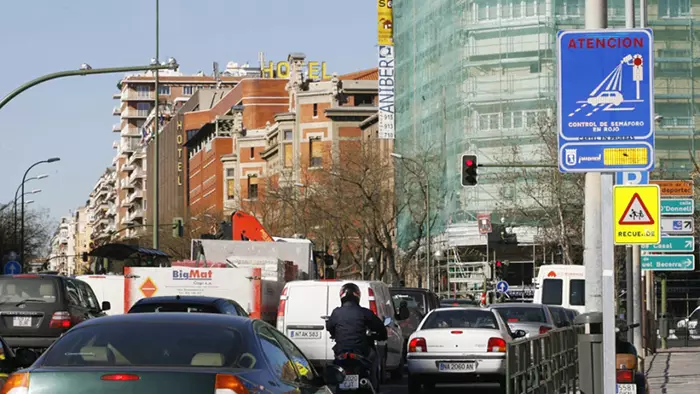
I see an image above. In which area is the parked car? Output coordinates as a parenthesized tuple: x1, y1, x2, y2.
(489, 303, 557, 337)
(406, 307, 525, 393)
(277, 280, 409, 384)
(390, 288, 440, 362)
(0, 313, 346, 393)
(128, 295, 249, 316)
(0, 274, 110, 351)
(547, 305, 574, 328)
(564, 308, 580, 322)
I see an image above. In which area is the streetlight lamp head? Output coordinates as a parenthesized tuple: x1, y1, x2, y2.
(36, 174, 48, 179)
(47, 157, 60, 163)
(167, 57, 178, 69)
(31, 189, 41, 194)
(25, 200, 34, 205)
(390, 153, 403, 159)
(150, 58, 158, 66)
(79, 63, 92, 71)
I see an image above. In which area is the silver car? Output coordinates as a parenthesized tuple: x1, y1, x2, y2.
(490, 303, 556, 337)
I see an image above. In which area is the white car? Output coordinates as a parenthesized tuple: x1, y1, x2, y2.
(406, 307, 525, 393)
(586, 90, 624, 106)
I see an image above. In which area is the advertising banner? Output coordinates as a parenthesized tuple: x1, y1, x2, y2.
(377, 0, 393, 46)
(378, 45, 395, 139)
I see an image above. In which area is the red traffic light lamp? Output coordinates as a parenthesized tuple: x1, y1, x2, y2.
(461, 154, 478, 186)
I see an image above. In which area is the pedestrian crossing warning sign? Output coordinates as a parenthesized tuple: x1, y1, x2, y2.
(613, 184, 661, 245)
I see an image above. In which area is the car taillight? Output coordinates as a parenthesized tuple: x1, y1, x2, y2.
(1, 372, 30, 394)
(367, 288, 378, 316)
(487, 337, 506, 352)
(408, 337, 427, 353)
(539, 326, 551, 335)
(616, 369, 634, 383)
(278, 287, 288, 318)
(101, 374, 140, 381)
(215, 374, 250, 394)
(49, 311, 71, 329)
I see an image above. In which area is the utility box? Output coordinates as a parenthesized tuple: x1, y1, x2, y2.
(658, 312, 673, 339)
(575, 312, 604, 394)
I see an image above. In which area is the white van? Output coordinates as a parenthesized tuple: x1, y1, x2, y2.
(533, 265, 585, 314)
(277, 280, 405, 379)
(75, 275, 124, 315)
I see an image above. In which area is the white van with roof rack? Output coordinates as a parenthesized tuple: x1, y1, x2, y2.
(532, 265, 585, 314)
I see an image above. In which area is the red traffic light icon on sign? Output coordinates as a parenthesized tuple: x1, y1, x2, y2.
(461, 154, 478, 186)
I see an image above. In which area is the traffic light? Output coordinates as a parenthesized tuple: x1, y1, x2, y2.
(172, 217, 184, 238)
(461, 154, 478, 186)
(494, 260, 503, 279)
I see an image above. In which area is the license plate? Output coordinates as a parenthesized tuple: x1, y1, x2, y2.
(12, 317, 31, 327)
(339, 374, 359, 389)
(438, 362, 476, 372)
(288, 330, 322, 339)
(617, 384, 636, 394)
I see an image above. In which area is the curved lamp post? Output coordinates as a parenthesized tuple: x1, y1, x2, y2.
(13, 175, 47, 248)
(20, 159, 60, 267)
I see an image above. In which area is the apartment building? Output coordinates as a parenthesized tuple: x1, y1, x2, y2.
(112, 63, 249, 237)
(73, 206, 92, 274)
(48, 216, 76, 274)
(88, 168, 117, 244)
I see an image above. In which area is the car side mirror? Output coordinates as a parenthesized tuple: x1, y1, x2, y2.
(513, 330, 527, 339)
(14, 349, 38, 368)
(324, 364, 346, 385)
(101, 301, 111, 312)
(383, 317, 393, 327)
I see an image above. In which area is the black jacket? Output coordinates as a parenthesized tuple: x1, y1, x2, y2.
(326, 301, 388, 356)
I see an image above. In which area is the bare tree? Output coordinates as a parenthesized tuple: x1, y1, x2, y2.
(497, 113, 585, 264)
(0, 207, 52, 263)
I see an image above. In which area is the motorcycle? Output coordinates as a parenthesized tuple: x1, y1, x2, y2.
(615, 321, 649, 394)
(332, 317, 393, 394)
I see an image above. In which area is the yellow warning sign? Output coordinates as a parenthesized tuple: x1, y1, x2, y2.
(613, 185, 660, 245)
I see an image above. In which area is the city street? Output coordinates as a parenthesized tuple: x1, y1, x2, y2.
(382, 375, 503, 393)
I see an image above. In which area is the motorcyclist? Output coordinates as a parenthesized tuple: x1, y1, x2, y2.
(326, 283, 388, 389)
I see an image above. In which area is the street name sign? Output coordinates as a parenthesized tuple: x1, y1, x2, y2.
(641, 254, 695, 271)
(613, 184, 661, 245)
(650, 180, 693, 197)
(660, 217, 694, 234)
(660, 199, 694, 216)
(557, 29, 655, 173)
(615, 171, 649, 185)
(640, 235, 695, 252)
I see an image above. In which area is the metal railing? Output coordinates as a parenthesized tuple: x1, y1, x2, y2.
(506, 326, 582, 394)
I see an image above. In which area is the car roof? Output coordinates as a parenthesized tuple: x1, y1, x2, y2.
(491, 303, 546, 309)
(432, 306, 492, 313)
(73, 312, 251, 328)
(133, 295, 224, 305)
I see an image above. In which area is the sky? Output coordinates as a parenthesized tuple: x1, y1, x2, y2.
(0, 0, 376, 225)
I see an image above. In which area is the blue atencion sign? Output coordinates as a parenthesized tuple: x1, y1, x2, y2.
(558, 29, 655, 173)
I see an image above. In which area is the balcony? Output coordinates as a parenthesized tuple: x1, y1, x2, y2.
(120, 139, 140, 153)
(112, 124, 121, 132)
(122, 90, 155, 101)
(112, 93, 121, 99)
(121, 198, 133, 209)
(127, 190, 144, 204)
(121, 127, 142, 138)
(122, 108, 150, 118)
(127, 151, 146, 166)
(659, 117, 694, 129)
(120, 179, 133, 190)
(128, 206, 145, 221)
(112, 106, 122, 116)
(129, 168, 146, 185)
(121, 164, 135, 173)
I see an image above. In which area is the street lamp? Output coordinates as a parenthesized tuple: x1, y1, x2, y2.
(391, 152, 431, 290)
(13, 175, 49, 249)
(20, 158, 60, 267)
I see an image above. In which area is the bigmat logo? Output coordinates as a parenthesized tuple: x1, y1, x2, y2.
(172, 269, 213, 280)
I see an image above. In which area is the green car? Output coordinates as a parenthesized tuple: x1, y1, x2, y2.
(1, 313, 345, 393)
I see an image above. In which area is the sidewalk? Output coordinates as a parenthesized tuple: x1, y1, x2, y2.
(646, 348, 700, 393)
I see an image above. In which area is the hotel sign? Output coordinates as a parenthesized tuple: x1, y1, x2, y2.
(177, 120, 184, 186)
(261, 61, 331, 80)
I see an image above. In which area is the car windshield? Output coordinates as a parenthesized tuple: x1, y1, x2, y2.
(41, 321, 255, 368)
(494, 307, 547, 323)
(422, 310, 498, 330)
(391, 292, 425, 312)
(129, 303, 220, 314)
(0, 278, 58, 304)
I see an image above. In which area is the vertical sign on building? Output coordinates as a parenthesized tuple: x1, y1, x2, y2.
(377, 0, 395, 139)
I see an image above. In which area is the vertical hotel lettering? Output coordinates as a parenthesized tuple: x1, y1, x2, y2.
(176, 119, 183, 186)
(377, 0, 395, 140)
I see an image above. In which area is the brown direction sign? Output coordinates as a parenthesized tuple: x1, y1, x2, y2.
(650, 180, 694, 197)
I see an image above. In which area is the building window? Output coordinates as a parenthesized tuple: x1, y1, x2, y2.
(310, 138, 322, 167)
(227, 179, 235, 200)
(312, 103, 318, 118)
(158, 85, 170, 95)
(284, 143, 293, 168)
(354, 94, 374, 106)
(136, 102, 151, 117)
(250, 147, 255, 159)
(659, 0, 690, 17)
(226, 169, 235, 177)
(183, 86, 195, 95)
(248, 176, 259, 200)
(136, 85, 151, 98)
(284, 130, 293, 140)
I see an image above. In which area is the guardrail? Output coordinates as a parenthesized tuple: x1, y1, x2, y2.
(505, 326, 582, 394)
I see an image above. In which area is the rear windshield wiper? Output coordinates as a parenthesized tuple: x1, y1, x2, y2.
(16, 298, 47, 306)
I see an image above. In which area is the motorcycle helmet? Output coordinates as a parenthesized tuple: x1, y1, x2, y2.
(340, 283, 361, 304)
